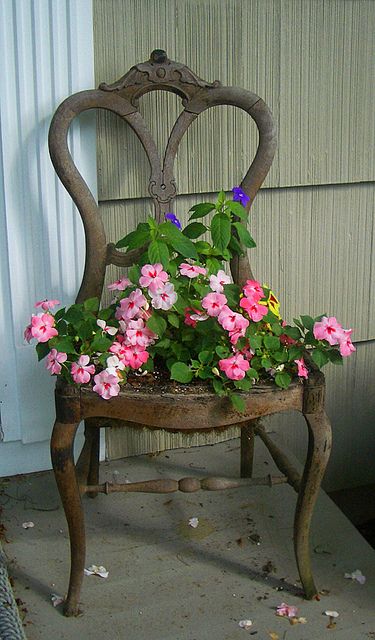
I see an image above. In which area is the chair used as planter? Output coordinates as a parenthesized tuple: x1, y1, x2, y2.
(48, 50, 332, 616)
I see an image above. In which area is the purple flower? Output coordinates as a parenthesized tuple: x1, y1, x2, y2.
(165, 212, 182, 229)
(232, 186, 250, 207)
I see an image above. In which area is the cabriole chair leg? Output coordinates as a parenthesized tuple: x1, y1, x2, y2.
(294, 411, 332, 598)
(51, 420, 86, 616)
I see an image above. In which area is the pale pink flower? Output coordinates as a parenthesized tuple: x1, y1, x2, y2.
(31, 313, 58, 343)
(183, 307, 208, 327)
(139, 263, 169, 293)
(179, 263, 207, 278)
(240, 297, 269, 322)
(219, 353, 250, 381)
(218, 306, 245, 332)
(115, 288, 146, 321)
(276, 603, 298, 618)
(228, 314, 249, 345)
(24, 323, 33, 342)
(45, 349, 67, 375)
(125, 318, 156, 347)
(150, 282, 177, 310)
(294, 357, 309, 379)
(93, 370, 120, 399)
(209, 270, 231, 293)
(97, 319, 118, 336)
(242, 280, 264, 302)
(71, 355, 96, 384)
(201, 292, 227, 317)
(35, 299, 60, 311)
(313, 316, 344, 346)
(106, 355, 126, 377)
(122, 345, 149, 369)
(107, 276, 131, 291)
(339, 329, 356, 357)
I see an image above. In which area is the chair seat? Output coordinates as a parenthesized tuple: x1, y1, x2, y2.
(56, 376, 305, 431)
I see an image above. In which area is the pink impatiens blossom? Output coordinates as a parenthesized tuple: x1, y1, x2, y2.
(219, 353, 250, 381)
(125, 318, 156, 348)
(276, 603, 298, 618)
(240, 296, 269, 322)
(294, 357, 309, 379)
(93, 370, 120, 399)
(313, 316, 344, 345)
(139, 263, 169, 293)
(228, 314, 249, 345)
(122, 345, 149, 369)
(242, 280, 264, 302)
(106, 355, 126, 377)
(179, 263, 207, 278)
(149, 282, 177, 311)
(35, 299, 60, 311)
(107, 276, 131, 291)
(183, 307, 208, 327)
(115, 288, 146, 322)
(209, 270, 231, 293)
(45, 349, 67, 375)
(218, 306, 245, 332)
(97, 319, 118, 336)
(109, 339, 128, 361)
(201, 292, 227, 317)
(71, 355, 96, 384)
(24, 323, 33, 343)
(339, 329, 356, 357)
(31, 313, 58, 342)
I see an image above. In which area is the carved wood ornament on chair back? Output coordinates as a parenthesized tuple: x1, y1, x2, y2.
(49, 49, 277, 305)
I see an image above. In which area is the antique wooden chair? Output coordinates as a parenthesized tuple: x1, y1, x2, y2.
(48, 50, 331, 616)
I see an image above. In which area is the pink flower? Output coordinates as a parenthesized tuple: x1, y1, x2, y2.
(240, 297, 269, 322)
(123, 345, 149, 369)
(339, 329, 356, 357)
(150, 282, 177, 310)
(276, 603, 298, 618)
(24, 323, 33, 342)
(30, 313, 58, 342)
(313, 316, 344, 346)
(242, 280, 264, 302)
(97, 319, 118, 336)
(115, 288, 146, 321)
(201, 292, 227, 317)
(106, 355, 126, 377)
(229, 314, 249, 345)
(179, 263, 207, 278)
(139, 263, 169, 293)
(218, 306, 244, 332)
(294, 357, 309, 379)
(71, 355, 96, 384)
(107, 276, 131, 291)
(184, 307, 198, 327)
(35, 299, 60, 311)
(109, 340, 128, 360)
(45, 349, 67, 375)
(93, 370, 120, 399)
(219, 353, 250, 381)
(209, 270, 231, 293)
(125, 318, 156, 347)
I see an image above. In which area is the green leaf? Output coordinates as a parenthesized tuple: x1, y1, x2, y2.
(328, 349, 343, 365)
(228, 235, 245, 257)
(167, 313, 179, 328)
(283, 326, 301, 340)
(198, 350, 212, 365)
(194, 241, 212, 255)
(170, 361, 194, 383)
(263, 335, 280, 351)
(273, 349, 288, 363)
(227, 200, 248, 220)
(153, 337, 171, 350)
(222, 283, 241, 307)
(210, 213, 231, 253)
(147, 313, 167, 337)
(148, 240, 170, 268)
(261, 356, 272, 369)
(206, 257, 223, 274)
(52, 336, 77, 355)
(312, 349, 329, 368)
(128, 264, 141, 284)
(249, 335, 263, 350)
(275, 371, 292, 389)
(182, 222, 207, 239)
(216, 345, 230, 358)
(212, 378, 225, 396)
(116, 223, 150, 249)
(64, 304, 84, 325)
(234, 378, 252, 391)
(91, 333, 113, 353)
(301, 315, 315, 331)
(288, 345, 304, 361)
(83, 297, 100, 313)
(270, 322, 283, 336)
(293, 317, 304, 330)
(230, 393, 246, 413)
(54, 307, 66, 322)
(233, 222, 256, 248)
(247, 368, 259, 380)
(216, 190, 226, 207)
(160, 222, 198, 259)
(36, 341, 51, 361)
(76, 320, 96, 341)
(189, 202, 216, 220)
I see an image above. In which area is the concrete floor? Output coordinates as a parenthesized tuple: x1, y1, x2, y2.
(1, 437, 375, 640)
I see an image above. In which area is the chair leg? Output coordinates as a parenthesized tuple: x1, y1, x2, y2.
(76, 419, 100, 497)
(294, 411, 332, 599)
(51, 420, 85, 616)
(240, 420, 257, 478)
